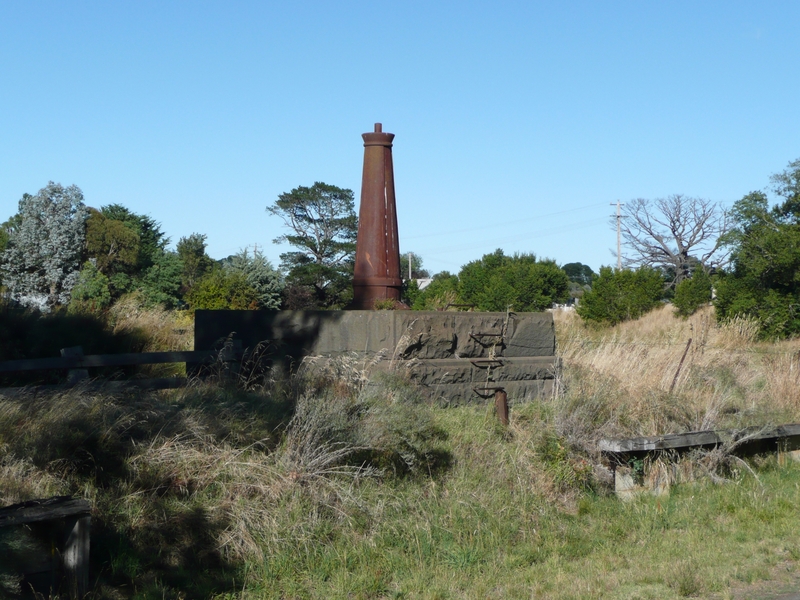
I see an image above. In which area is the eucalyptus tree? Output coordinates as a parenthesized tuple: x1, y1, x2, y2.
(1, 182, 88, 309)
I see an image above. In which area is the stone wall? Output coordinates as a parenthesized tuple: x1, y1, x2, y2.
(195, 310, 559, 405)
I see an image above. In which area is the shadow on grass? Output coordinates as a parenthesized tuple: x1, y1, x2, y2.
(0, 306, 455, 597)
(0, 307, 153, 386)
(0, 382, 297, 599)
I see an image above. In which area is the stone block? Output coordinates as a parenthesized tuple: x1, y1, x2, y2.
(194, 309, 559, 404)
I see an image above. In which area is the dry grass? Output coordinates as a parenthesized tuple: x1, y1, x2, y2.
(552, 304, 800, 440)
(107, 292, 193, 352)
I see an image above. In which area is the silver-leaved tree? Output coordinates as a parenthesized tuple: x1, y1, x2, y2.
(1, 182, 88, 310)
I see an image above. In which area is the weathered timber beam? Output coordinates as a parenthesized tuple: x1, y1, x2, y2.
(0, 497, 90, 527)
(600, 424, 800, 455)
(599, 430, 721, 453)
(0, 496, 91, 599)
(64, 513, 90, 598)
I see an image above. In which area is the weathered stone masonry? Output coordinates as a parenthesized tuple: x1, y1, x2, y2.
(195, 310, 559, 405)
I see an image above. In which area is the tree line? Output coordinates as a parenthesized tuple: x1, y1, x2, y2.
(2, 157, 799, 340)
(0, 183, 283, 313)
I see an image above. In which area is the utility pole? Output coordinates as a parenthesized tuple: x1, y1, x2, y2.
(408, 252, 412, 280)
(611, 200, 624, 271)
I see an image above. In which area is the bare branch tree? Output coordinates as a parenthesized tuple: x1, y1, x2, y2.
(615, 195, 730, 287)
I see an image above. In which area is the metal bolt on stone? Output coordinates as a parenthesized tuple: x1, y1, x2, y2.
(351, 123, 405, 309)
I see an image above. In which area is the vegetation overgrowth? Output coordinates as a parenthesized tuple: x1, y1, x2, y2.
(2, 305, 800, 598)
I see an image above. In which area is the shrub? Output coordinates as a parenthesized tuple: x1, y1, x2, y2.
(412, 271, 460, 310)
(186, 267, 259, 310)
(576, 266, 664, 325)
(69, 261, 112, 313)
(672, 268, 712, 318)
(458, 250, 569, 312)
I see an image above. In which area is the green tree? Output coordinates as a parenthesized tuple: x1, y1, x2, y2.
(186, 266, 259, 310)
(69, 261, 112, 313)
(714, 158, 800, 338)
(82, 204, 171, 298)
(458, 250, 569, 312)
(177, 233, 214, 292)
(672, 268, 712, 318)
(85, 209, 140, 276)
(221, 248, 283, 309)
(577, 266, 665, 325)
(562, 262, 595, 286)
(562, 262, 596, 302)
(411, 271, 460, 310)
(1, 182, 88, 309)
(0, 213, 22, 291)
(267, 182, 357, 309)
(101, 204, 168, 273)
(139, 251, 183, 309)
(0, 213, 22, 254)
(401, 251, 430, 279)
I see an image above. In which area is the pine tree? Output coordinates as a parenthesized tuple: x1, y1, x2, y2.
(223, 248, 284, 309)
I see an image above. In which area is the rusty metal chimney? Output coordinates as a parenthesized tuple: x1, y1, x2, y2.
(352, 123, 404, 309)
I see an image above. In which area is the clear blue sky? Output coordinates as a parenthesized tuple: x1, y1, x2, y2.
(1, 2, 798, 275)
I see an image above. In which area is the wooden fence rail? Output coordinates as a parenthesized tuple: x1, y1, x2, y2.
(0, 343, 241, 395)
(600, 424, 800, 497)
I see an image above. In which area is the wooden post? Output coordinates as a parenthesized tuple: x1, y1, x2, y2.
(669, 338, 692, 394)
(61, 346, 89, 384)
(0, 497, 91, 599)
(219, 338, 242, 382)
(63, 514, 90, 598)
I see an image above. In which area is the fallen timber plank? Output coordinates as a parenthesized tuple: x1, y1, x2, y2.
(0, 496, 90, 527)
(600, 424, 800, 456)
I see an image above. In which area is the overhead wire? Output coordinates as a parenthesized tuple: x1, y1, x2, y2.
(414, 214, 608, 257)
(401, 201, 609, 241)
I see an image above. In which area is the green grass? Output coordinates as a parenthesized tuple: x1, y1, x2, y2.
(230, 403, 800, 599)
(234, 464, 800, 598)
(3, 302, 800, 598)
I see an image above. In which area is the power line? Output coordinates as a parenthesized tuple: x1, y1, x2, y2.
(415, 215, 608, 256)
(402, 201, 608, 241)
